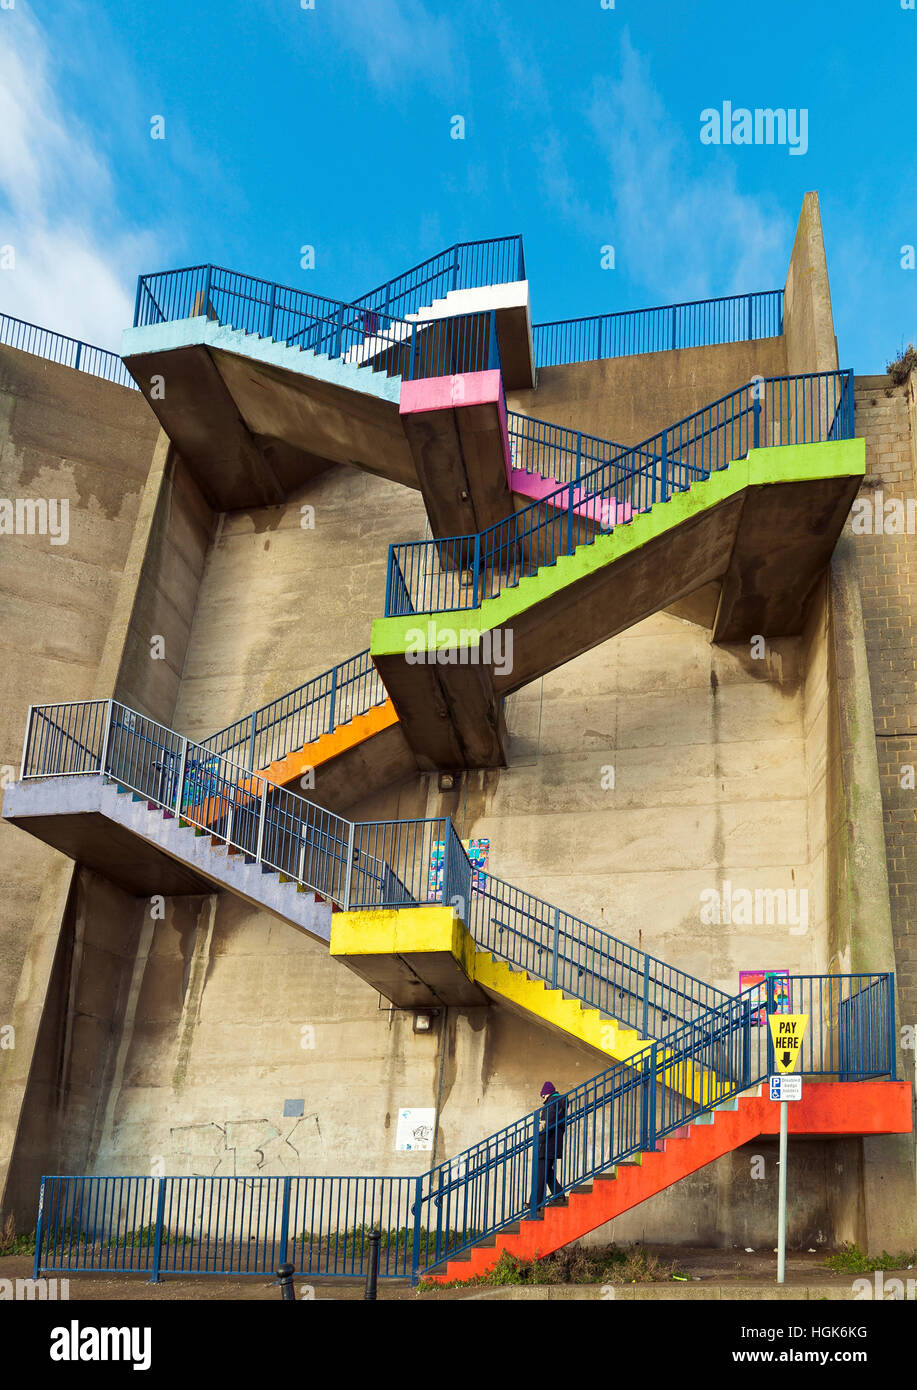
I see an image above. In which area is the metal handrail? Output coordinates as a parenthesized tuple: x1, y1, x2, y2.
(32, 971, 893, 1283)
(386, 369, 857, 617)
(20, 698, 473, 915)
(200, 649, 387, 769)
(409, 970, 895, 1277)
(350, 236, 525, 321)
(532, 288, 784, 367)
(0, 312, 137, 389)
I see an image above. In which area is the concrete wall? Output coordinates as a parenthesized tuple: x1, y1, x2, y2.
(784, 192, 839, 376)
(0, 351, 164, 1228)
(171, 465, 430, 742)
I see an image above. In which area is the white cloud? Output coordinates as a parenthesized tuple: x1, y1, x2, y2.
(582, 40, 790, 300)
(0, 4, 155, 350)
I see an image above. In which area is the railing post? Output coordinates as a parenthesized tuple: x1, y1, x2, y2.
(551, 907, 559, 989)
(409, 326, 417, 380)
(268, 282, 277, 340)
(641, 966, 650, 1038)
(575, 433, 582, 486)
(255, 777, 269, 863)
(671, 305, 677, 351)
(566, 482, 575, 554)
(528, 1112, 539, 1219)
(174, 737, 188, 817)
(73, 341, 82, 372)
(278, 1175, 292, 1267)
(32, 1177, 45, 1281)
(327, 666, 338, 734)
(743, 995, 753, 1088)
(247, 711, 256, 772)
(472, 532, 481, 607)
(150, 1177, 167, 1284)
(659, 428, 668, 503)
(410, 1176, 423, 1285)
(640, 1045, 658, 1151)
(847, 368, 855, 439)
(342, 820, 356, 909)
(332, 302, 344, 360)
(747, 293, 753, 341)
(887, 973, 897, 1080)
(133, 276, 144, 328)
(753, 391, 761, 449)
(20, 704, 34, 780)
(98, 700, 114, 777)
(201, 265, 212, 319)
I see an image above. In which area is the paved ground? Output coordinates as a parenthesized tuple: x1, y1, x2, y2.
(3, 1246, 913, 1300)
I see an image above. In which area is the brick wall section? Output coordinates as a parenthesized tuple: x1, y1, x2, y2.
(852, 374, 917, 1041)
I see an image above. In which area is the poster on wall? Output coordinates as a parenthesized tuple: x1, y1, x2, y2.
(427, 838, 490, 900)
(395, 1108, 436, 1151)
(740, 969, 792, 1026)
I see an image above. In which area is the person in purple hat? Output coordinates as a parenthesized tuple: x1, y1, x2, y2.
(533, 1081, 567, 1209)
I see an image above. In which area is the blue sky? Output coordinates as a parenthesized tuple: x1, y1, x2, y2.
(0, 0, 914, 372)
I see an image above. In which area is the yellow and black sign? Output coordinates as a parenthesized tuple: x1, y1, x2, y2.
(768, 1013, 809, 1074)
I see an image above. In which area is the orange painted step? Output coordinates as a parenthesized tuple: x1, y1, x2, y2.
(191, 701, 400, 833)
(424, 1081, 912, 1283)
(258, 700, 399, 788)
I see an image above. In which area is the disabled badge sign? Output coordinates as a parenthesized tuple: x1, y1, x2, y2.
(768, 1013, 809, 1074)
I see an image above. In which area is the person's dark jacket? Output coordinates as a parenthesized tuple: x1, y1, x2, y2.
(537, 1091, 567, 1159)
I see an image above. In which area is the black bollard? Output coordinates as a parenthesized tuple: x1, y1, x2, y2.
(364, 1231, 381, 1301)
(277, 1263, 296, 1300)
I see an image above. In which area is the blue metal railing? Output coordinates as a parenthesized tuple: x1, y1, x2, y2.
(20, 699, 472, 913)
(408, 970, 894, 1278)
(385, 369, 856, 617)
(351, 236, 525, 322)
(134, 265, 502, 382)
(33, 971, 895, 1282)
(506, 410, 626, 487)
(0, 311, 137, 389)
(473, 876, 729, 1035)
(17, 697, 723, 1034)
(532, 289, 784, 368)
(201, 650, 387, 770)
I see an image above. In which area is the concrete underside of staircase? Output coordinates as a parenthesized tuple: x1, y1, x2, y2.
(2, 774, 331, 942)
(122, 318, 414, 509)
(424, 1081, 914, 1283)
(371, 441, 865, 769)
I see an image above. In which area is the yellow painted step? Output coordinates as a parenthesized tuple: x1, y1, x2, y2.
(473, 953, 716, 1105)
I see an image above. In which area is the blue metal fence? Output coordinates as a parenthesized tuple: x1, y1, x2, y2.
(385, 369, 856, 617)
(472, 876, 729, 1034)
(33, 971, 895, 1283)
(532, 289, 784, 368)
(506, 410, 625, 487)
(134, 264, 503, 383)
(202, 650, 387, 770)
(20, 699, 472, 913)
(0, 311, 137, 389)
(351, 236, 525, 321)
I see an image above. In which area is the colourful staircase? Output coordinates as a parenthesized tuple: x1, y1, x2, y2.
(423, 1081, 912, 1282)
